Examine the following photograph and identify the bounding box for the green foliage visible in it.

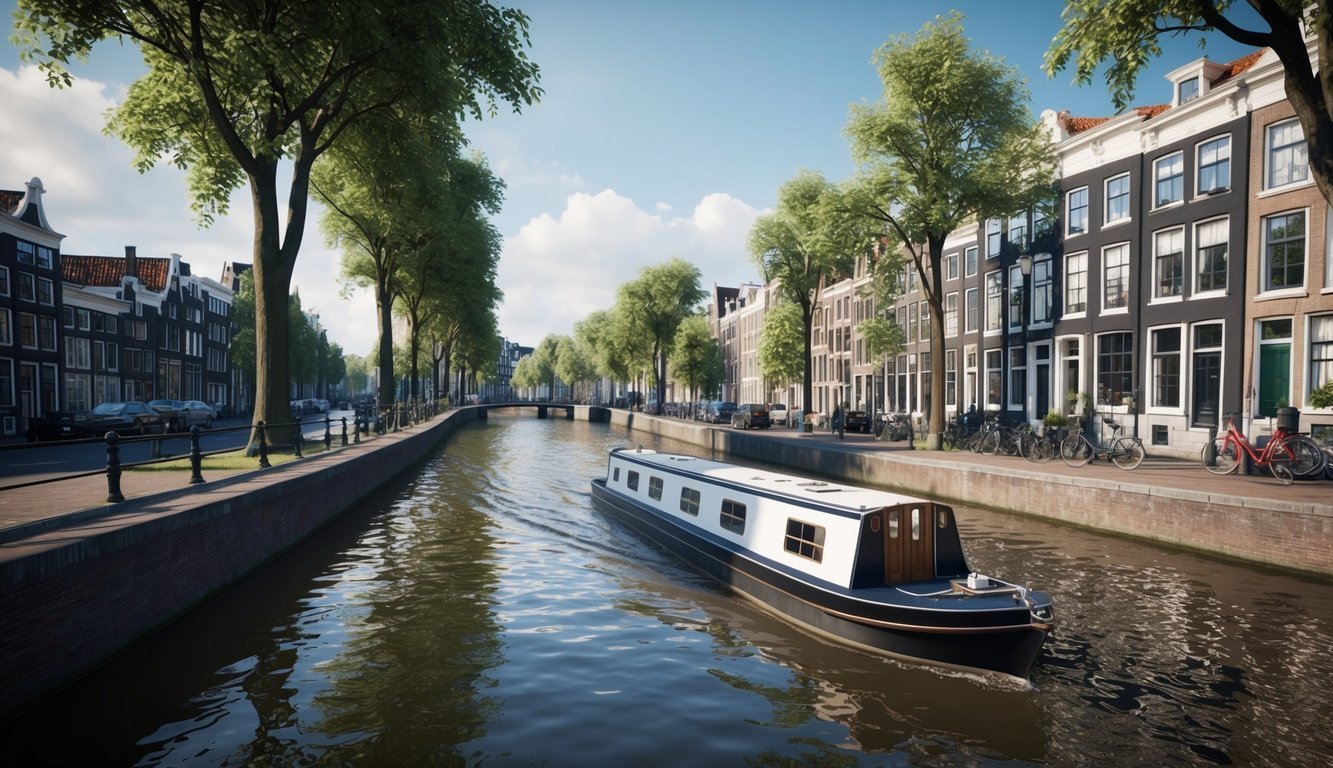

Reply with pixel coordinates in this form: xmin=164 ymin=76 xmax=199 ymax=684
xmin=1311 ymin=381 xmax=1333 ymax=409
xmin=757 ymin=300 xmax=807 ymax=388
xmin=858 ymin=316 xmax=905 ymax=366
xmin=613 ymin=258 xmax=706 ymax=409
xmin=669 ymin=314 xmax=725 ymax=402
xmin=227 ymin=268 xmax=256 ymax=376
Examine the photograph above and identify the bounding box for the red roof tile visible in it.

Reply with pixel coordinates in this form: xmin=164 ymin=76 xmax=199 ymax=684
xmin=62 ymin=254 xmax=170 ymax=292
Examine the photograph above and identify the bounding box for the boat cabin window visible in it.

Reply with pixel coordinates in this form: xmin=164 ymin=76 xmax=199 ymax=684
xmin=679 ymin=487 xmax=701 ymax=516
xmin=648 ymin=476 xmax=663 ymax=501
xmin=720 ymin=499 xmax=747 ymax=535
xmin=938 ymin=507 xmax=949 ymax=528
xmin=911 ymin=507 xmax=921 ymax=541
xmin=613 ymin=467 xmax=620 ymax=482
xmin=627 ymin=471 xmax=639 ymax=492
xmin=888 ymin=509 xmax=900 ymax=539
xmin=784 ymin=519 xmax=825 ymax=562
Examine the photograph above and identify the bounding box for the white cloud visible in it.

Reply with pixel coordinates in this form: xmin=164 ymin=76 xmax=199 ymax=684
xmin=496 ymin=188 xmax=764 ymax=346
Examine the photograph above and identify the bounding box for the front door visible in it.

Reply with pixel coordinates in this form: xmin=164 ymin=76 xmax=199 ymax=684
xmin=883 ymin=504 xmax=936 ymax=584
xmin=1258 ymin=343 xmax=1290 ymax=417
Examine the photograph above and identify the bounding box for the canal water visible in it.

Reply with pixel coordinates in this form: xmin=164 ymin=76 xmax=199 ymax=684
xmin=6 ymin=416 xmax=1333 ymax=766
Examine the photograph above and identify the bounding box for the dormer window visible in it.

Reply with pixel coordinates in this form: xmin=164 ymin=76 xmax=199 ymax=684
xmin=1178 ymin=77 xmax=1200 ymax=104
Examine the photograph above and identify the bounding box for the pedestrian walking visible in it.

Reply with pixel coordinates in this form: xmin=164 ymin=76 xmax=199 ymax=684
xmin=832 ymin=403 xmax=845 ymax=439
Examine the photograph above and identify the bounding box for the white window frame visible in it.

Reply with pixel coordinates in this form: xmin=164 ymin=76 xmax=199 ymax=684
xmin=964 ymin=287 xmax=979 ymax=333
xmin=1193 ymin=216 xmax=1230 ymax=298
xmin=944 ymin=291 xmax=958 ymax=338
xmin=1151 ymin=226 xmax=1185 ymax=303
xmin=1148 ymin=324 xmax=1185 ymax=413
xmin=1196 ymin=134 xmax=1231 ymax=196
xmin=1066 ymin=186 xmax=1089 ymax=237
xmin=944 ymin=252 xmax=959 ymax=282
xmin=964 ymin=245 xmax=979 ymax=278
xmin=1065 ymin=251 xmax=1088 ymax=317
xmin=984 ymin=270 xmax=1003 ymax=335
xmin=1261 ymin=208 xmax=1308 ymax=296
xmin=1104 ymin=173 xmax=1131 ymax=226
xmin=1101 ymin=242 xmax=1131 ymax=314
xmin=1308 ymin=314 xmax=1333 ymax=407
xmin=1152 ymin=151 xmax=1184 ymax=209
xmin=1265 ymin=118 xmax=1309 ymax=191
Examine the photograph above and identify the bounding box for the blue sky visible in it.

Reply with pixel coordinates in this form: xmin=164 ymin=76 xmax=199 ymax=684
xmin=1 ymin=1 xmax=1261 ymax=356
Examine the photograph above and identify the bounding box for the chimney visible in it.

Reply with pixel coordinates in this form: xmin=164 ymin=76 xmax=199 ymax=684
xmin=124 ymin=245 xmax=137 ymax=278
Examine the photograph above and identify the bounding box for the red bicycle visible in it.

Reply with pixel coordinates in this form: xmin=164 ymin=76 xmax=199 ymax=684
xmin=1201 ymin=413 xmax=1326 ymax=484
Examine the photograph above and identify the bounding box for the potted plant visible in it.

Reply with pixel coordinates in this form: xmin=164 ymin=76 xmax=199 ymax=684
xmin=1043 ymin=410 xmax=1069 ymax=441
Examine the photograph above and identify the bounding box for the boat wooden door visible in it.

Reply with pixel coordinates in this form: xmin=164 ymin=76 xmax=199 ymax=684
xmin=883 ymin=503 xmax=935 ymax=584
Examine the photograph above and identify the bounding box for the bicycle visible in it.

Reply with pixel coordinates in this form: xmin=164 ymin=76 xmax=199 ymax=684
xmin=1201 ymin=412 xmax=1326 ymax=483
xmin=1060 ymin=416 xmax=1145 ymax=470
xmin=1023 ymin=424 xmax=1059 ymax=463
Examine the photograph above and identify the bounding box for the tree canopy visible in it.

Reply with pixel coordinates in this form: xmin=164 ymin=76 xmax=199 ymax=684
xmin=14 ymin=0 xmax=540 ymax=439
xmin=1045 ymin=1 xmax=1333 ymax=207
xmin=613 ymin=259 xmax=706 ymax=412
xmin=844 ymin=13 xmax=1055 ymax=446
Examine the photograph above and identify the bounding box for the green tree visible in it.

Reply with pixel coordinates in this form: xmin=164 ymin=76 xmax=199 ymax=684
xmin=613 ymin=259 xmax=706 ymax=412
xmin=555 ymin=336 xmax=598 ymax=402
xmin=1046 ymin=1 xmax=1333 ymax=208
xmin=529 ymin=335 xmax=563 ymax=400
xmin=227 ymin=268 xmax=257 ymax=407
xmin=748 ymin=171 xmax=876 ymax=416
xmin=576 ymin=309 xmax=651 ymax=403
xmin=756 ymin=299 xmax=807 ymax=398
xmin=14 ymin=0 xmax=540 ymax=440
xmin=668 ymin=314 xmax=724 ymax=410
xmin=844 ymin=13 xmax=1055 ymax=448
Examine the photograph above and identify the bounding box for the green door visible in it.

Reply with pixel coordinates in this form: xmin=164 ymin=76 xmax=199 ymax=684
xmin=1258 ymin=343 xmax=1290 ymax=416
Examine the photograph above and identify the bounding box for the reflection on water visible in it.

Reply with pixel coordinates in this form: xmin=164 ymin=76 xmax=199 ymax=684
xmin=3 ymin=416 xmax=1332 ymax=766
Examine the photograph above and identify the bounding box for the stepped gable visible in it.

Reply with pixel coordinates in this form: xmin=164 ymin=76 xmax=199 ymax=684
xmin=62 ymin=254 xmax=171 ymax=292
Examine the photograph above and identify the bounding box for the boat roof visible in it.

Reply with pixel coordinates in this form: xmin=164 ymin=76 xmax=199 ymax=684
xmin=611 ymin=448 xmax=935 ymax=517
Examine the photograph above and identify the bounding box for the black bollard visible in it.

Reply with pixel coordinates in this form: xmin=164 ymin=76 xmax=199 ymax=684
xmin=354 ymin=417 xmax=361 ymax=444
xmin=324 ymin=416 xmax=332 ymax=451
xmin=341 ymin=416 xmax=349 ymax=446
xmin=294 ymin=425 xmax=303 ymax=458
xmin=257 ymin=421 xmax=271 ymax=469
xmin=189 ymin=425 xmax=204 ymax=484
xmin=105 ymin=431 xmax=124 ymax=503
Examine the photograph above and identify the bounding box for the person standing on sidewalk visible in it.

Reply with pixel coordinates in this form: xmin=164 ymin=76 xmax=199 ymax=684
xmin=832 ymin=403 xmax=845 ymax=439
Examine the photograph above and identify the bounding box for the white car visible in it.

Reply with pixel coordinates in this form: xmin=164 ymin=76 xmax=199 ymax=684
xmin=768 ymin=403 xmax=789 ymax=427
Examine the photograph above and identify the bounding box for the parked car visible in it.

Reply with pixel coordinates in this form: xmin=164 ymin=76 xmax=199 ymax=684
xmin=149 ymin=399 xmax=214 ymax=431
xmin=767 ymin=403 xmax=789 ymax=427
xmin=706 ymin=401 xmax=737 ymax=424
xmin=844 ymin=409 xmax=871 ymax=433
xmin=25 ymin=410 xmax=91 ymax=442
xmin=730 ymin=403 xmax=771 ymax=430
xmin=84 ymin=401 xmax=165 ymax=436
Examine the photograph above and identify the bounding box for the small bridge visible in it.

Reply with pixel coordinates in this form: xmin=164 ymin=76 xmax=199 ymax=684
xmin=468 ymin=402 xmax=610 ymax=422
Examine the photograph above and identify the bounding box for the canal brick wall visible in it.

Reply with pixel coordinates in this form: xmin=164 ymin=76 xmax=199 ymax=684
xmin=0 ymin=408 xmax=483 ymax=723
xmin=599 ymin=408 xmax=1333 ymax=578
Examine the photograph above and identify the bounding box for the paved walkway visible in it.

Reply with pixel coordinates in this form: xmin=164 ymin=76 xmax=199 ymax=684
xmin=2 ymin=420 xmax=1328 ymax=542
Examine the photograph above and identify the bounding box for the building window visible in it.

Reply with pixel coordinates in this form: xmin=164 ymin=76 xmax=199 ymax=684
xmin=1197 ymin=135 xmax=1230 ymax=194
xmin=1263 ymin=211 xmax=1306 ymax=291
xmin=985 ymin=271 xmax=1003 ymax=332
xmin=16 ymin=241 xmax=34 ymax=265
xmin=1153 ymin=228 xmax=1184 ymax=299
xmin=1032 ymin=253 xmax=1052 ymax=324
xmin=944 ymin=252 xmax=958 ymax=281
xmin=1097 ymin=332 xmax=1133 ymax=407
xmin=1266 ymin=119 xmax=1309 ymax=189
xmin=1065 ymin=252 xmax=1087 ymax=314
xmin=1178 ymin=76 xmax=1199 ymax=104
xmin=38 ymin=316 xmax=56 ymax=351
xmin=985 ymin=349 xmax=1003 ymax=409
xmin=1008 ymin=214 xmax=1028 ymax=252
xmin=965 ymin=246 xmax=978 ymax=277
xmin=919 ymin=301 xmax=930 ymax=340
xmin=0 ymin=266 xmax=8 ymax=297
xmin=1007 ymin=265 xmax=1023 ymax=329
xmin=1195 ymin=217 xmax=1229 ymax=294
xmin=19 ymin=313 xmax=36 ymax=349
xmin=36 ymin=246 xmax=52 ymax=269
xmin=1105 ymin=173 xmax=1130 ymax=225
xmin=1009 ymin=347 xmax=1027 ymax=410
xmin=0 ymin=310 xmax=9 ymax=346
xmin=1308 ymin=315 xmax=1333 ymax=403
xmin=679 ymin=487 xmax=700 ymax=516
xmin=986 ymin=218 xmax=1002 ymax=258
xmin=1066 ymin=187 xmax=1088 ymax=236
xmin=0 ymin=358 xmax=12 ymax=407
xmin=18 ymin=273 xmax=34 ymax=302
xmin=944 ymin=292 xmax=958 ymax=337
xmin=65 ymin=337 xmax=90 ymax=369
xmin=720 ymin=499 xmax=747 ymax=535
xmin=964 ymin=287 xmax=979 ymax=333
xmin=784 ymin=518 xmax=825 ymax=562
xmin=945 ymin=349 xmax=957 ymax=408
xmin=648 ymin=476 xmax=663 ymax=501
xmin=1103 ymin=243 xmax=1130 ymax=310
xmin=1192 ymin=323 xmax=1223 ymax=426
xmin=1151 ymin=327 xmax=1182 ymax=408
xmin=1153 ymin=152 xmax=1183 ymax=207
xmin=36 ymin=278 xmax=54 ymax=306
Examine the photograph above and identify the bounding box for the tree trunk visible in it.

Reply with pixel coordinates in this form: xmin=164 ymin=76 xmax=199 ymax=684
xmin=925 ymin=238 xmax=946 ymax=450
xmin=801 ymin=301 xmax=815 ymax=416
xmin=376 ymin=276 xmax=394 ymax=408
xmin=249 ymin=161 xmax=297 ymax=449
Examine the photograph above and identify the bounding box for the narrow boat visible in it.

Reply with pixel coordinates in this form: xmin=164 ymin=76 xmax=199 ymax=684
xmin=590 ymin=447 xmax=1054 ymax=681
